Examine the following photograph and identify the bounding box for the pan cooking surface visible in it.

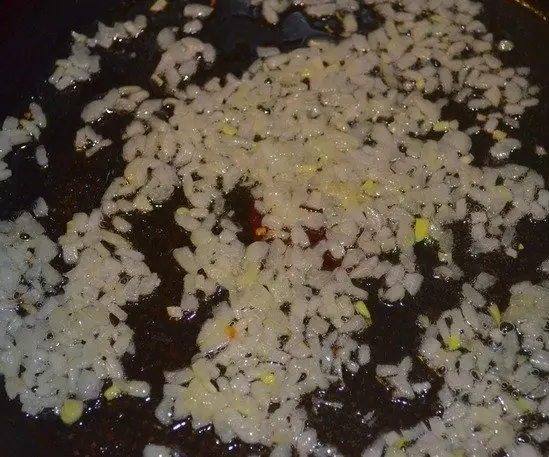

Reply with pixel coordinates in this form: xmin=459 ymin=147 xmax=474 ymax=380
xmin=0 ymin=1 xmax=549 ymax=456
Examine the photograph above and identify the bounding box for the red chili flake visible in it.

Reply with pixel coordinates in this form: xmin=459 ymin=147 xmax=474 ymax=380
xmin=249 ymin=201 xmax=271 ymax=241
xmin=224 ymin=325 xmax=237 ymax=340
xmin=254 ymin=226 xmax=268 ymax=239
xmin=249 ymin=201 xmax=263 ymax=230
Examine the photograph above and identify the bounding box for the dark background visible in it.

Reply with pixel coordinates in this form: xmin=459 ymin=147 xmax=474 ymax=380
xmin=0 ymin=0 xmax=142 ymax=118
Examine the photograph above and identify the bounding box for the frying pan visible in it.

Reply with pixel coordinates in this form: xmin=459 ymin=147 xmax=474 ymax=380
xmin=0 ymin=0 xmax=549 ymax=456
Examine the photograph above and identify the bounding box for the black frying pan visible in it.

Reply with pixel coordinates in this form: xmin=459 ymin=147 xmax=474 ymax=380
xmin=0 ymin=1 xmax=549 ymax=456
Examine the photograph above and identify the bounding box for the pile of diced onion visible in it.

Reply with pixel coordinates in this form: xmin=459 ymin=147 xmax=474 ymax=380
xmin=1 ymin=0 xmax=549 ymax=456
